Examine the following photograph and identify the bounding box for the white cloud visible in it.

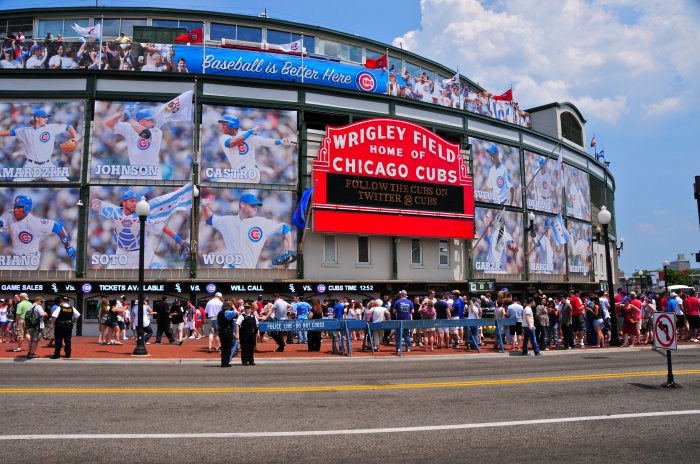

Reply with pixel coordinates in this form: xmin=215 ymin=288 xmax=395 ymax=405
xmin=645 ymin=97 xmax=680 ymax=117
xmin=392 ymin=0 xmax=700 ymax=124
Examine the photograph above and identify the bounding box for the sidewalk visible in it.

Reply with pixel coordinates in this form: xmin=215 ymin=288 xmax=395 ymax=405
xmin=2 ymin=335 xmax=697 ymax=360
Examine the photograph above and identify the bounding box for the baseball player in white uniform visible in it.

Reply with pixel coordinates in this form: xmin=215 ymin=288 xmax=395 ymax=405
xmin=569 ymin=236 xmax=591 ymax=272
xmin=568 ymin=172 xmax=585 ymax=219
xmin=215 ymin=114 xmax=292 ymax=183
xmin=104 ymin=107 xmax=163 ymax=180
xmin=202 ymin=193 xmax=293 ymax=269
xmin=91 ymin=190 xmax=184 ymax=269
xmin=532 ymin=223 xmax=554 ymax=274
xmin=0 ymin=195 xmax=76 ymax=270
xmin=480 ymin=211 xmax=518 ymax=274
xmin=0 ymin=109 xmax=77 ymax=181
xmin=484 ymin=145 xmax=515 ymax=205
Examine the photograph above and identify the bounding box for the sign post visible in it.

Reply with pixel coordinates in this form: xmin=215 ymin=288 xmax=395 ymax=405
xmin=653 ymin=312 xmax=680 ymax=388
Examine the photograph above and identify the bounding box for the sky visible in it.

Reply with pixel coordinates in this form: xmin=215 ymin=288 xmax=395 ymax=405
xmin=8 ymin=0 xmax=700 ymax=275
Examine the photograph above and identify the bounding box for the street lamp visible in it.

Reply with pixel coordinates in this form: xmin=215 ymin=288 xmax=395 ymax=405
xmin=662 ymin=259 xmax=669 ymax=294
xmin=132 ymin=196 xmax=150 ymax=356
xmin=617 ymin=237 xmax=624 ymax=257
xmin=598 ymin=206 xmax=621 ymax=346
xmin=526 ymin=212 xmax=536 ymax=238
xmin=637 ymin=270 xmax=644 ymax=293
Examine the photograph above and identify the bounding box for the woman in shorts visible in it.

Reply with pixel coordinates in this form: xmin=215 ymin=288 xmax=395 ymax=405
xmin=0 ymin=299 xmax=8 ymax=342
xmin=419 ymin=300 xmax=436 ymax=351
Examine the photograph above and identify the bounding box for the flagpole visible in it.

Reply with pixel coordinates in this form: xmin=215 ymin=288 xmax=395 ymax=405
xmin=386 ymin=47 xmax=389 ymax=72
xmin=469 ymin=205 xmax=506 ymax=258
xmin=523 ymin=139 xmax=562 ymax=191
xmin=202 ymin=22 xmax=206 ymax=75
xmin=301 ymin=33 xmax=304 ymax=84
xmin=99 ymin=16 xmax=104 ymax=70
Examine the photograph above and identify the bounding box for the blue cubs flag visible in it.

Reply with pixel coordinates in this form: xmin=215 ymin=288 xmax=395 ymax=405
xmin=292 ymin=187 xmax=313 ymax=229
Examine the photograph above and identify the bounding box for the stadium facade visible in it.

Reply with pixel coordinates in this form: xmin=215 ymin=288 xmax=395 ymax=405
xmin=0 ymin=8 xmax=619 ymax=334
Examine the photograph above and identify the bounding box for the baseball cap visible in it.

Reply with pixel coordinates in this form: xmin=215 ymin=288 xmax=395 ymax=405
xmin=135 ymin=109 xmax=154 ymax=121
xmin=34 ymin=109 xmax=51 ymax=118
xmin=258 ymin=294 xmax=263 ymax=299
xmin=34 ymin=296 xmax=44 ymax=302
xmin=143 ymin=296 xmax=149 ymax=301
xmin=670 ymin=292 xmax=677 ymax=297
xmin=120 ymin=295 xmax=126 ymax=300
xmin=621 ymin=297 xmax=630 ymax=302
xmin=30 ymin=44 xmax=44 ymax=52
xmin=4 ymin=48 xmax=12 ymax=53
xmin=501 ymin=287 xmax=508 ymax=292
xmin=215 ymin=292 xmax=223 ymax=297
xmin=487 ymin=145 xmax=499 ymax=155
xmin=240 ymin=193 xmax=262 ymax=206
xmin=512 ymin=296 xmax=518 ymax=302
xmin=19 ymin=292 xmax=28 ymax=299
xmin=0 ymin=299 xmax=5 ymax=303
xmin=621 ymin=289 xmax=628 ymax=294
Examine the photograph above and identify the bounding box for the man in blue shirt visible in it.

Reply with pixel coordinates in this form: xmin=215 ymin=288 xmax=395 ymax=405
xmin=294 ymin=297 xmax=312 ymax=344
xmin=392 ymin=290 xmax=414 ymax=353
xmin=451 ymin=290 xmax=465 ymax=347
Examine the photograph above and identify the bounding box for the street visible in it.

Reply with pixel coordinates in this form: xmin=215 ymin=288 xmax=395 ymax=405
xmin=1 ymin=347 xmax=699 ymax=463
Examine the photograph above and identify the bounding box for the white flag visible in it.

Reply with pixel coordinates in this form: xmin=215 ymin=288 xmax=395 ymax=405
xmin=71 ymin=23 xmax=101 ymax=39
xmin=552 ymin=213 xmax=570 ymax=246
xmin=147 ymin=182 xmax=193 ymax=225
xmin=153 ymin=90 xmax=193 ymax=129
xmin=442 ymin=72 xmax=459 ymax=86
xmin=278 ymin=39 xmax=302 ymax=53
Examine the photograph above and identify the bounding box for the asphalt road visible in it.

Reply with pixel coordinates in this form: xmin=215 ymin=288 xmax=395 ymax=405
xmin=1 ymin=348 xmax=699 ymax=463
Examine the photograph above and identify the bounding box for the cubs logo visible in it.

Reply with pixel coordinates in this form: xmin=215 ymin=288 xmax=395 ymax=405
xmin=376 ymin=58 xmax=385 ymax=68
xmin=40 ymin=219 xmax=49 ymax=224
xmin=19 ymin=231 xmax=33 ymax=244
xmin=248 ymin=226 xmax=262 ymax=242
xmin=82 ymin=283 xmax=92 ymax=294
xmin=316 ymin=283 xmax=326 ymax=293
xmin=496 ymin=176 xmax=504 ymax=188
xmin=165 ymin=98 xmax=180 ymax=114
xmin=123 ymin=220 xmax=133 ymax=227
xmin=189 ymin=31 xmax=199 ymax=42
xmin=137 ymin=138 xmax=150 ymax=150
xmin=206 ymin=283 xmax=217 ymax=294
xmin=542 ymin=181 xmax=548 ymax=190
xmin=238 ymin=142 xmax=250 ymax=155
xmin=290 ymin=42 xmax=299 ymax=51
xmin=39 ymin=132 xmax=50 ymax=143
xmin=355 ymin=71 xmax=377 ymax=92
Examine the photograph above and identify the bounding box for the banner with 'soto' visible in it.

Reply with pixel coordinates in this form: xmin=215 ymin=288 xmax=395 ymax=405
xmin=0 ymin=187 xmax=79 ymax=271
xmin=471 ymin=138 xmax=522 ymax=208
xmin=567 ymin=220 xmax=592 ymax=275
xmin=472 ymin=206 xmax=524 ymax=275
xmin=198 ymin=188 xmax=297 ymax=269
xmin=527 ymin=213 xmax=567 ymax=275
xmin=0 ymin=101 xmax=84 ymax=182
xmin=564 ymin=164 xmax=591 ymax=221
xmin=88 ymin=184 xmax=192 ymax=270
xmin=90 ymin=92 xmax=193 ymax=181
xmin=524 ymin=151 xmax=561 ymax=214
xmin=201 ymin=105 xmax=298 ymax=185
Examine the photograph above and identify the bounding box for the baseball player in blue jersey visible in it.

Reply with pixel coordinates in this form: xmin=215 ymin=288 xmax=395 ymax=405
xmin=104 ymin=107 xmax=164 ymax=180
xmin=201 ymin=193 xmax=294 ymax=269
xmin=484 ymin=145 xmax=515 ymax=205
xmin=0 ymin=195 xmax=75 ymax=270
xmin=215 ymin=114 xmax=293 ymax=183
xmin=0 ymin=109 xmax=77 ymax=181
xmin=91 ymin=190 xmax=188 ymax=269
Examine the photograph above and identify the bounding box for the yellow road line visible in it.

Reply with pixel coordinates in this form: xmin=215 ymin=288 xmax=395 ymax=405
xmin=2 ymin=369 xmax=699 ymax=394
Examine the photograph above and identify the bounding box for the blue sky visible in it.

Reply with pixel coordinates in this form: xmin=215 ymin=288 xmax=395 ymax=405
xmin=10 ymin=0 xmax=700 ymax=275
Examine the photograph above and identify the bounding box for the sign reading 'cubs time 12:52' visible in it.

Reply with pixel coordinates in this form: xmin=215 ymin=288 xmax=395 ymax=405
xmin=313 ymin=118 xmax=474 ymax=238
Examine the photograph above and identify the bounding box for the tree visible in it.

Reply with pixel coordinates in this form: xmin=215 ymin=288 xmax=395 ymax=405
xmin=665 ymin=268 xmax=693 ymax=287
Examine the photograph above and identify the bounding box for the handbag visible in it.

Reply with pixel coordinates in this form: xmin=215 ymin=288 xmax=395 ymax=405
xmin=100 ymin=312 xmax=110 ymax=325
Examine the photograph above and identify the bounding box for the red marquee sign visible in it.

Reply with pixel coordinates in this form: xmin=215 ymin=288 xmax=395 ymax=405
xmin=313 ymin=118 xmax=474 ymax=238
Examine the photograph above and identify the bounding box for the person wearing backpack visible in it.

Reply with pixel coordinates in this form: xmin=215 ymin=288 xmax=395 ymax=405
xmin=25 ymin=296 xmax=46 ymax=359
xmin=13 ymin=293 xmax=31 ymax=353
xmin=50 ymin=298 xmax=80 ymax=359
xmin=236 ymin=303 xmax=259 ymax=366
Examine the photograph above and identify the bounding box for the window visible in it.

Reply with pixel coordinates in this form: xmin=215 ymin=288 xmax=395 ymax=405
xmin=210 ymin=23 xmax=236 ymax=41
xmin=411 ymin=239 xmax=422 ymax=266
xmin=38 ymin=18 xmax=89 ymax=38
xmin=151 ymin=19 xmax=179 ymax=28
xmin=2 ymin=18 xmax=34 ymax=39
xmin=439 ymin=240 xmax=449 ymax=266
xmin=119 ymin=19 xmax=147 ymax=38
xmin=404 ymin=60 xmax=422 ymax=78
xmin=237 ymin=25 xmax=262 ymax=42
xmin=358 ymin=237 xmax=369 ymax=264
xmin=318 ymin=38 xmax=341 ymax=57
xmin=388 ymin=56 xmax=402 ymax=73
xmin=179 ymin=21 xmax=203 ymax=32
xmin=102 ymin=19 xmax=121 ymax=38
xmin=324 ymin=235 xmax=337 ymax=264
xmin=561 ymin=112 xmax=583 ymax=146
xmin=340 ymin=43 xmax=362 ymax=63
xmin=366 ymin=49 xmax=383 ymax=60
xmin=267 ymin=30 xmax=314 ymax=51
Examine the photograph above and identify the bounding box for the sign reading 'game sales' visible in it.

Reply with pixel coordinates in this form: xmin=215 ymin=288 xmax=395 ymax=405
xmin=313 ymin=118 xmax=474 ymax=239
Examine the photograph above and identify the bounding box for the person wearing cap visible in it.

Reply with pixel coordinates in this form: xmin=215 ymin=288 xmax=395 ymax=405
xmin=0 ymin=107 xmax=79 ymax=181
xmin=481 ymin=144 xmax=515 ymax=205
xmin=569 ymin=290 xmax=586 ymax=348
xmin=25 ymin=44 xmax=47 ymax=69
xmin=50 ymin=299 xmax=80 ymax=359
xmin=0 ymin=298 xmax=9 ymax=342
xmin=217 ymin=301 xmax=239 ymax=367
xmin=25 ymin=296 xmax=47 ymax=359
xmin=12 ymin=293 xmax=31 ymax=352
xmin=104 ymin=103 xmax=165 ymax=180
xmin=169 ymin=297 xmax=186 ymax=345
xmin=567 ymin=168 xmax=588 ymax=219
xmin=153 ymin=296 xmax=174 ymax=344
xmin=1 ymin=47 xmax=18 ymax=68
xmin=211 ymin=112 xmax=293 ymax=184
xmin=236 ymin=300 xmax=259 ymax=365
xmin=131 ymin=297 xmax=156 ymax=345
xmin=115 ymin=32 xmax=132 ymax=44
xmin=392 ymin=290 xmax=414 ymax=354
xmin=205 ymin=292 xmax=223 ymax=353
xmin=201 ymin=192 xmax=294 ymax=270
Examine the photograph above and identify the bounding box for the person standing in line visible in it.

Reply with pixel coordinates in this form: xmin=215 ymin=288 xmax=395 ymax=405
xmin=50 ymin=298 xmax=80 ymax=359
xmin=684 ymin=289 xmax=700 ymax=342
xmin=205 ymin=292 xmax=223 ymax=353
xmin=154 ymin=296 xmax=174 ymax=344
xmin=294 ymin=298 xmax=311 ymax=345
xmin=569 ymin=289 xmax=585 ymax=348
xmin=419 ymin=300 xmax=437 ymax=351
xmin=217 ymin=301 xmax=238 ymax=368
xmin=370 ymin=299 xmax=392 ymax=352
xmin=535 ymin=298 xmax=549 ymax=350
xmin=185 ymin=299 xmax=199 ymax=339
xmin=24 ymin=296 xmax=46 ymax=359
xmin=505 ymin=297 xmax=524 ymax=351
xmin=236 ymin=303 xmax=259 ymax=365
xmin=560 ymin=295 xmax=573 ymax=350
xmin=131 ymin=298 xmax=156 ymax=344
xmin=307 ymin=300 xmax=324 ymax=352
xmin=522 ymin=298 xmax=541 ymax=356
xmin=392 ymin=290 xmax=414 ymax=354
xmin=170 ymin=298 xmax=186 ymax=345
xmin=13 ymin=292 xmax=31 ymax=353
xmin=271 ymin=293 xmax=289 ymax=352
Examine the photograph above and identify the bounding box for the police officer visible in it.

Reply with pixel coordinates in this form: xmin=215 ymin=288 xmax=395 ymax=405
xmin=50 ymin=297 xmax=80 ymax=359
xmin=217 ymin=301 xmax=238 ymax=368
xmin=236 ymin=303 xmax=259 ymax=366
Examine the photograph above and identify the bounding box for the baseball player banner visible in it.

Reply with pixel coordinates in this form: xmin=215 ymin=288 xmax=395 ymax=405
xmin=564 ymin=164 xmax=591 ymax=221
xmin=0 ymin=102 xmax=84 ymax=182
xmin=88 ymin=184 xmax=193 ymax=270
xmin=201 ymin=105 xmax=298 ymax=185
xmin=471 ymin=138 xmax=522 ymax=208
xmin=198 ymin=188 xmax=297 ymax=270
xmin=567 ymin=220 xmax=592 ymax=275
xmin=90 ymin=92 xmax=193 ymax=181
xmin=524 ymin=151 xmax=561 ymax=214
xmin=472 ymin=206 xmax=524 ymax=274
xmin=0 ymin=187 xmax=79 ymax=270
xmin=527 ymin=213 xmax=567 ymax=275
